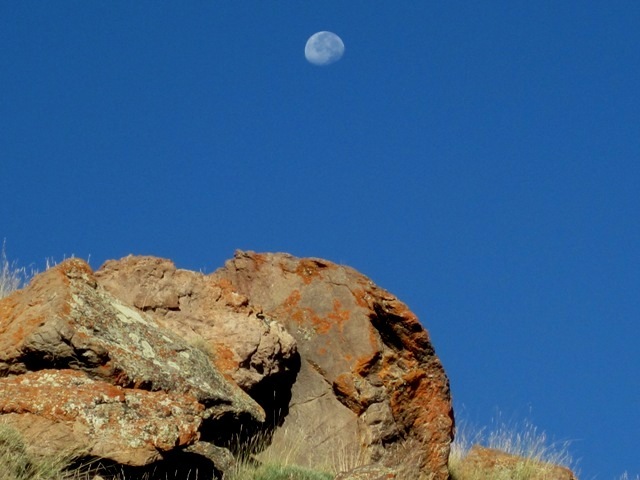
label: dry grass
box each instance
[225,425,334,480]
[0,242,75,301]
[618,474,640,480]
[0,424,79,480]
[186,335,218,362]
[448,416,577,480]
[0,241,29,299]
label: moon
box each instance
[305,31,345,66]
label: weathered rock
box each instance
[94,256,298,412]
[0,258,269,474]
[452,445,577,480]
[212,251,454,480]
[0,258,263,424]
[0,369,202,466]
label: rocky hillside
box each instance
[0,251,576,479]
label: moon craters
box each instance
[305,31,345,66]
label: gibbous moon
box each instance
[305,31,345,66]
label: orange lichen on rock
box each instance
[95,255,295,406]
[0,369,203,465]
[327,299,351,331]
[294,258,334,285]
[212,343,238,373]
[0,256,273,470]
[283,289,302,310]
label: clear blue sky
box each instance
[1,3,638,478]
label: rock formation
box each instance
[0,250,577,480]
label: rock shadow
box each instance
[202,349,301,456]
[67,453,219,480]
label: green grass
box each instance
[228,463,332,480]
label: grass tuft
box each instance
[0,241,29,299]
[0,424,77,480]
[619,474,640,480]
[224,425,335,480]
[229,463,332,480]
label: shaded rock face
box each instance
[453,445,578,480]
[0,258,264,472]
[212,251,454,480]
[94,255,299,419]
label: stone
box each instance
[0,258,267,471]
[452,445,578,480]
[94,256,299,415]
[0,369,203,466]
[212,251,454,480]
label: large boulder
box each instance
[0,259,264,470]
[212,251,454,480]
[94,255,299,416]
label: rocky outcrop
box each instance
[0,251,457,479]
[212,251,454,480]
[452,445,577,480]
[0,258,264,473]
